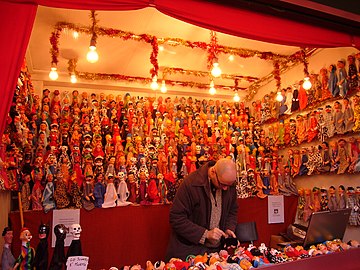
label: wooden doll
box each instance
[319,67,332,100]
[269,170,279,195]
[312,187,321,212]
[93,173,105,208]
[303,188,313,222]
[353,95,360,132]
[292,149,301,177]
[255,170,267,199]
[347,54,358,90]
[328,186,338,211]
[42,174,55,213]
[116,172,132,206]
[306,146,322,175]
[102,174,117,208]
[328,64,339,97]
[34,224,50,270]
[336,138,350,174]
[346,187,359,226]
[333,101,345,135]
[343,98,355,133]
[337,185,347,210]
[298,147,309,176]
[307,111,318,142]
[320,188,329,211]
[337,59,349,98]
[20,174,31,211]
[147,173,160,204]
[297,188,305,221]
[13,228,34,270]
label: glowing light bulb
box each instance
[209,80,216,95]
[73,31,79,39]
[302,77,312,90]
[70,74,77,84]
[159,45,164,52]
[276,91,283,102]
[228,55,234,61]
[49,67,58,80]
[150,76,158,90]
[233,92,240,102]
[211,62,222,77]
[160,80,167,93]
[87,46,99,63]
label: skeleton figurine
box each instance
[66,224,82,259]
[116,172,132,206]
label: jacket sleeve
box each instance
[225,187,238,232]
[169,179,207,244]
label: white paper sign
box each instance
[268,195,284,224]
[52,209,80,247]
[66,256,89,270]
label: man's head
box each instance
[210,158,237,190]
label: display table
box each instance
[9,196,298,269]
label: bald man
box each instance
[166,158,238,260]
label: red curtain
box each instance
[1,0,360,137]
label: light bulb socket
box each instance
[90,37,97,47]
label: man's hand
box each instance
[206,228,226,242]
[225,229,236,238]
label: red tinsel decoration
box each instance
[207,31,219,71]
[301,48,309,77]
[149,36,159,79]
[273,61,281,90]
[49,30,60,65]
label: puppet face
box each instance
[118,171,125,181]
[70,224,82,240]
[20,229,32,242]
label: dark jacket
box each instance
[166,161,238,260]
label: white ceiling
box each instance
[26,6,303,100]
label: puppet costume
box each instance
[69,181,82,209]
[328,64,339,97]
[31,181,43,211]
[15,242,35,270]
[320,189,329,211]
[297,189,305,221]
[343,103,355,133]
[34,225,49,270]
[102,181,117,208]
[54,180,70,209]
[42,181,55,213]
[307,112,318,142]
[20,182,31,211]
[49,224,67,270]
[2,241,15,270]
[116,179,132,206]
[333,103,345,135]
[347,55,358,90]
[81,179,95,211]
[93,181,105,207]
[346,188,360,226]
[337,141,350,174]
[337,61,348,97]
[303,189,313,222]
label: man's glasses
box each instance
[213,167,234,188]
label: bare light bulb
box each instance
[150,76,158,90]
[276,91,283,102]
[233,92,240,102]
[87,46,99,63]
[70,74,77,84]
[160,80,167,93]
[49,67,59,80]
[211,62,222,77]
[302,77,312,90]
[209,80,216,95]
[228,55,234,61]
[73,31,79,39]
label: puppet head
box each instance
[70,224,82,240]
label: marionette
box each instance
[347,54,358,90]
[328,186,338,211]
[297,188,305,221]
[337,59,349,97]
[307,111,318,142]
[289,119,297,147]
[283,166,297,195]
[328,64,339,97]
[298,82,308,111]
[34,224,49,270]
[306,146,323,175]
[138,171,149,205]
[102,174,117,208]
[318,142,331,173]
[319,67,332,100]
[333,101,345,135]
[353,95,360,132]
[157,173,168,204]
[312,187,321,212]
[336,138,350,174]
[116,172,132,206]
[20,174,31,211]
[53,174,70,209]
[342,98,354,134]
[338,185,347,210]
[42,173,55,213]
[1,227,15,270]
[330,140,339,173]
[303,188,313,222]
[66,224,82,259]
[93,173,105,208]
[105,156,116,178]
[269,170,279,195]
[147,173,160,204]
[68,172,82,209]
[13,228,35,270]
[346,187,359,226]
[127,171,138,203]
[320,188,329,211]
[81,174,95,211]
[295,114,307,144]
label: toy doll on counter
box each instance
[93,173,105,208]
[34,224,50,270]
[13,228,35,270]
[102,174,117,208]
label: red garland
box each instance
[207,31,219,71]
[149,36,159,78]
[301,49,309,77]
[49,30,60,65]
[273,61,281,90]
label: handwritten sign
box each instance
[52,209,80,247]
[66,256,89,270]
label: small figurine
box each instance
[34,224,50,270]
[116,172,132,206]
[328,186,338,211]
[102,174,117,208]
[42,173,56,213]
[13,228,35,270]
[66,224,82,259]
[81,174,95,211]
[49,224,68,270]
[328,64,339,97]
[93,173,106,208]
[1,227,15,270]
[337,59,349,98]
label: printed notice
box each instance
[52,209,80,247]
[66,256,89,270]
[268,195,284,224]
